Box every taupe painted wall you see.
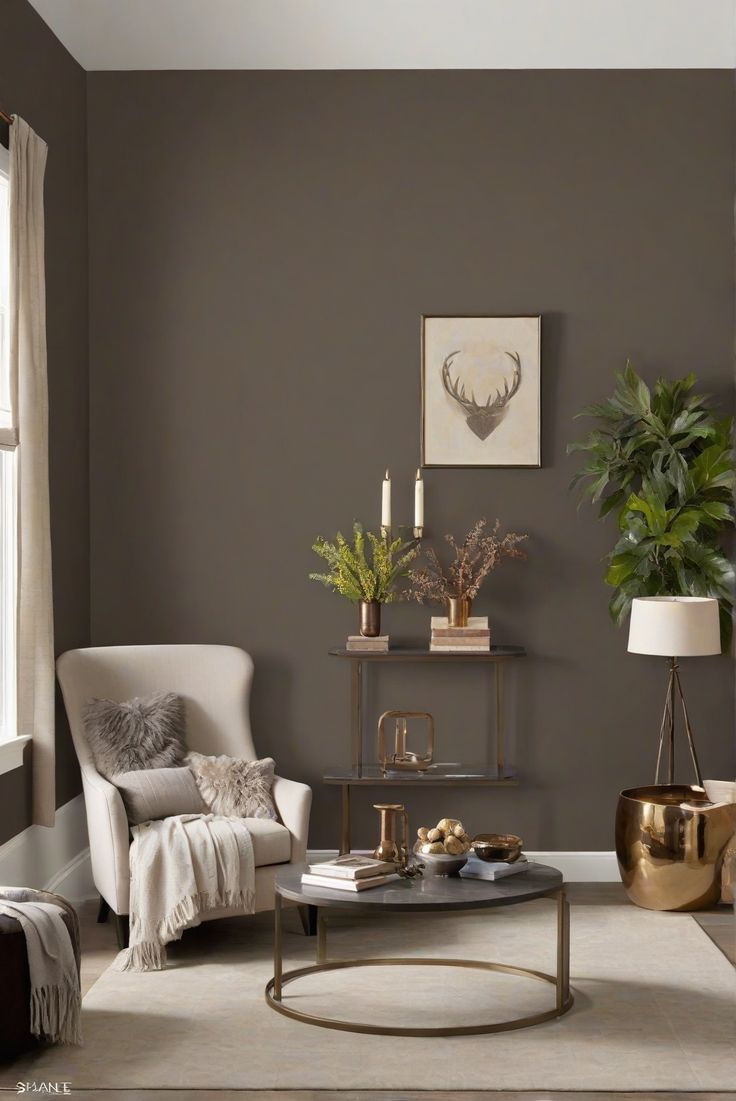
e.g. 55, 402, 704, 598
0, 0, 89, 845
87, 70, 735, 850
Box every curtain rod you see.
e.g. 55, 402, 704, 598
0, 109, 13, 126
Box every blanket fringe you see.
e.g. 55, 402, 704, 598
30, 980, 82, 1045
116, 888, 255, 973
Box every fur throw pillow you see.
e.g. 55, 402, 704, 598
83, 691, 186, 779
186, 752, 277, 819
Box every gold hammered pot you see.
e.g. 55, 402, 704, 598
616, 784, 736, 911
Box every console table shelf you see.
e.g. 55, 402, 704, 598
328, 646, 525, 662
325, 645, 526, 853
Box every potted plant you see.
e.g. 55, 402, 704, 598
309, 523, 419, 637
408, 518, 528, 627
568, 361, 735, 645
570, 363, 736, 911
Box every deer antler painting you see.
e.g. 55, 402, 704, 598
421, 315, 541, 468
441, 349, 522, 441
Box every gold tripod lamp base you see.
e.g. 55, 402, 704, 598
653, 655, 702, 787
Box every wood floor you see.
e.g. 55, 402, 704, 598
23, 885, 736, 1100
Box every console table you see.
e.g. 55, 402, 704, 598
325, 645, 526, 852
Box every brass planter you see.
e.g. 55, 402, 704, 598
615, 784, 736, 912
447, 596, 472, 628
359, 600, 381, 637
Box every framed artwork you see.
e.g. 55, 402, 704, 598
421, 315, 541, 468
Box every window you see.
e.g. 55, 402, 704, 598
0, 141, 17, 743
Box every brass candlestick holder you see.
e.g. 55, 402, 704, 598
378, 710, 434, 773
373, 802, 409, 866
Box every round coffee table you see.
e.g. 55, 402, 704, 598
265, 863, 572, 1036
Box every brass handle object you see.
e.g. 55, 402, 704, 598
377, 710, 434, 773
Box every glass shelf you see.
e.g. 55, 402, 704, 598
323, 764, 518, 785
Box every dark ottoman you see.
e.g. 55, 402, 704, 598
0, 887, 80, 1062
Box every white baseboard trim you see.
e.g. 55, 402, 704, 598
0, 802, 620, 908
307, 849, 620, 882
0, 793, 96, 903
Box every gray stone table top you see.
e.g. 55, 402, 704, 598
276, 862, 562, 912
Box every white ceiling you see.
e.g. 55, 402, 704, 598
27, 0, 736, 71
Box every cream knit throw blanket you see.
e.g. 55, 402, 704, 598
0, 900, 82, 1044
117, 813, 255, 972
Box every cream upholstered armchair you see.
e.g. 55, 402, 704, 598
57, 645, 312, 946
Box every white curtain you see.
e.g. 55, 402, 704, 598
10, 116, 55, 827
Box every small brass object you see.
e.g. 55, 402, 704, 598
616, 784, 736, 911
359, 599, 381, 638
373, 802, 409, 866
378, 710, 434, 773
447, 596, 472, 628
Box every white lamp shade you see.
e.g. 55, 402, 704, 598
628, 596, 721, 657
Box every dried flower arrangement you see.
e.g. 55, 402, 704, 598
310, 522, 419, 604
409, 518, 528, 605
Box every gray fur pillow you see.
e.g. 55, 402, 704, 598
186, 752, 277, 820
83, 691, 186, 779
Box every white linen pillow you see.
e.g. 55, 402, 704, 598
114, 767, 206, 825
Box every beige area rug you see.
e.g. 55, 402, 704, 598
5, 902, 735, 1092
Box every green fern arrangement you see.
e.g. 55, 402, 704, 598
569, 361, 735, 645
310, 523, 419, 604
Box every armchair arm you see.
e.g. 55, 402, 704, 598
80, 767, 131, 915
272, 775, 312, 863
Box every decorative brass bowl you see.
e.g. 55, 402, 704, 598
472, 833, 523, 863
616, 784, 736, 912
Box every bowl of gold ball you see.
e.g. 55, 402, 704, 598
413, 818, 472, 876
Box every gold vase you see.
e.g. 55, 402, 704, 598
615, 784, 736, 911
359, 600, 381, 637
447, 596, 472, 628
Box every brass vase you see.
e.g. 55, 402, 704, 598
373, 802, 409, 865
615, 784, 736, 911
359, 600, 381, 637
447, 596, 472, 628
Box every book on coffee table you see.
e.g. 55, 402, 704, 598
459, 855, 530, 881
301, 872, 400, 892
307, 854, 395, 880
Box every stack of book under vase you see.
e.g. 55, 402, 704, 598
430, 616, 490, 653
459, 854, 530, 881
301, 854, 400, 892
346, 635, 389, 653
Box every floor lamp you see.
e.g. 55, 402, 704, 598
627, 596, 721, 787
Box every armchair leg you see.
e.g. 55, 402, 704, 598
298, 904, 318, 937
97, 896, 110, 924
114, 913, 130, 950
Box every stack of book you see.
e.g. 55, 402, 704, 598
346, 635, 389, 653
301, 854, 400, 892
459, 854, 530, 881
430, 616, 490, 653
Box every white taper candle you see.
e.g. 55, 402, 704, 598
381, 469, 391, 529
414, 468, 424, 530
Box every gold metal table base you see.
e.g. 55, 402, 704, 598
265, 890, 572, 1037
